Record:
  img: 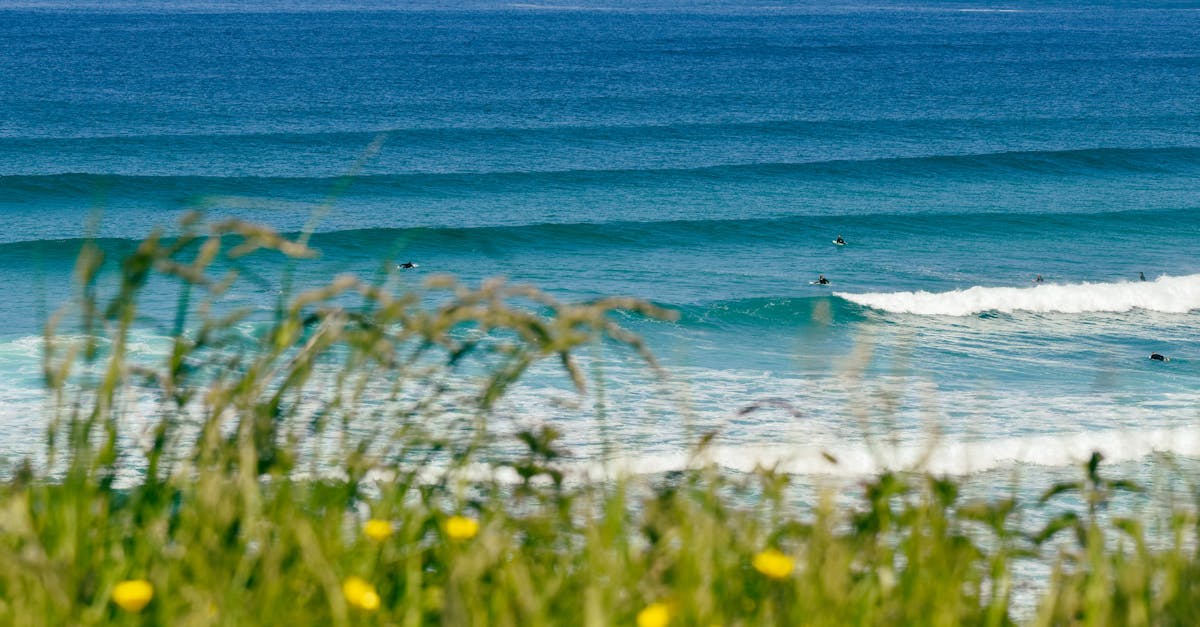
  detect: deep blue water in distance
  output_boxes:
[2,0,1200,476]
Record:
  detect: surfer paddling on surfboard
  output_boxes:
[398,262,419,270]
[833,235,846,246]
[814,275,830,285]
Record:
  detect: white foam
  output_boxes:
[4,328,1200,482]
[837,274,1200,316]
[594,425,1200,478]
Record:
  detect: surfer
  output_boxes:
[1140,272,1146,281]
[1033,274,1043,284]
[1150,353,1169,362]
[816,275,830,285]
[398,262,418,270]
[834,235,846,246]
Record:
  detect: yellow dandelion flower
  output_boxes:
[342,576,381,611]
[444,515,479,541]
[636,602,671,627]
[752,548,795,579]
[112,579,154,613]
[363,518,393,541]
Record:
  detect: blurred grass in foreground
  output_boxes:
[0,216,1199,626]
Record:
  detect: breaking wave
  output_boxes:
[837,273,1200,316]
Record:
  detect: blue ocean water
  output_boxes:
[2,0,1200,477]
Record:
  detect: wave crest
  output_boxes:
[837,274,1200,316]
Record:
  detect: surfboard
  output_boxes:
[810,281,831,286]
[832,240,846,246]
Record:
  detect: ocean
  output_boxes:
[2,0,1200,487]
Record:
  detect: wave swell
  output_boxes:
[3,146,1198,199]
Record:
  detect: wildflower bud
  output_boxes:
[637,602,671,627]
[752,549,795,579]
[444,515,479,541]
[112,579,154,613]
[342,576,381,611]
[363,518,393,541]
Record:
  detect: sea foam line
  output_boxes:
[593,425,1200,478]
[837,273,1200,316]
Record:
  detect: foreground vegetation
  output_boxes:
[1,216,1199,626]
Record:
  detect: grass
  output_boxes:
[1,214,1199,626]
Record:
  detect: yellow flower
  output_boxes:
[444,515,479,541]
[342,576,381,611]
[112,579,154,613]
[363,518,393,541]
[753,548,795,579]
[637,602,671,627]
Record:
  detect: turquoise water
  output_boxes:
[2,0,1200,477]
